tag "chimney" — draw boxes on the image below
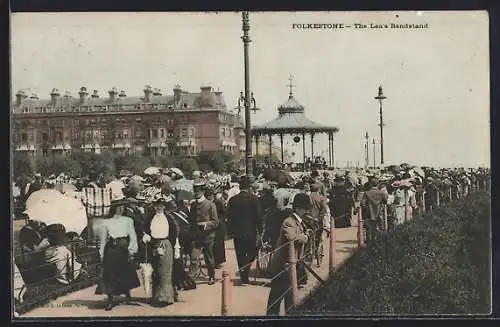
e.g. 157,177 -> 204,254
78,86 -> 89,104
108,87 -> 118,102
119,90 -> 127,98
29,93 -> 39,100
91,90 -> 99,99
50,88 -> 60,105
173,84 -> 182,102
15,90 -> 27,106
200,85 -> 212,98
143,85 -> 153,102
152,88 -> 162,96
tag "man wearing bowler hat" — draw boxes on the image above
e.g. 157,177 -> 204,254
227,175 -> 263,284
266,193 -> 310,315
189,179 -> 219,285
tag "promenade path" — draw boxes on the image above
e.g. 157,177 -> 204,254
20,226 -> 358,317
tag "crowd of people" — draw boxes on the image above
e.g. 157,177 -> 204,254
13,164 -> 490,314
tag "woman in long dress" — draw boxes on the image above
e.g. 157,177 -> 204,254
142,195 -> 180,307
96,198 -> 140,311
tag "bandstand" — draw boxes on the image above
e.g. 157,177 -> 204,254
251,82 -> 339,167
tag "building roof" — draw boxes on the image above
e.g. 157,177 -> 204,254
12,87 -> 228,114
252,95 -> 339,135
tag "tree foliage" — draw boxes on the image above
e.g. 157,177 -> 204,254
12,150 -> 241,179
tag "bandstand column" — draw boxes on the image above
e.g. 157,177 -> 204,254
255,134 -> 259,164
331,134 -> 335,168
280,133 -> 284,163
310,133 -> 315,159
302,132 -> 306,166
328,132 -> 332,167
268,134 -> 272,167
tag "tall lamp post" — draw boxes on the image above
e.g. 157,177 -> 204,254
364,131 -> 369,168
374,85 -> 387,165
241,11 -> 254,178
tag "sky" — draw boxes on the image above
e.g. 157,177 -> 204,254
10,11 -> 490,168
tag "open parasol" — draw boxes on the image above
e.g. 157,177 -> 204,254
392,178 -> 414,188
169,167 -> 184,177
130,175 -> 145,182
411,167 -> 426,179
25,189 -> 66,210
144,166 -> 161,176
24,195 -> 88,234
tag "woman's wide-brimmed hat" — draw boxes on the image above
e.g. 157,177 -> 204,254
152,194 -> 174,205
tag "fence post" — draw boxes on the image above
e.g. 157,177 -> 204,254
383,204 -> 388,232
288,241 -> 299,310
221,270 -> 232,316
404,190 -> 408,223
436,189 -> 440,207
421,190 -> 426,214
449,187 -> 453,203
329,216 -> 336,274
357,209 -> 365,248
70,241 -> 75,282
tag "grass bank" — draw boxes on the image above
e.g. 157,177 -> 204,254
294,192 -> 491,315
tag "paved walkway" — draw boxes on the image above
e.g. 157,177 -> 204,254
21,226 -> 358,317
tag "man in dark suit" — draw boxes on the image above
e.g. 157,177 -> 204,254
360,177 -> 388,244
226,176 -> 263,284
266,193 -> 310,315
189,180 -> 219,285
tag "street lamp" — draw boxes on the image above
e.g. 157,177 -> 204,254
235,91 -> 259,115
364,131 -> 369,168
374,85 -> 387,165
241,11 -> 256,178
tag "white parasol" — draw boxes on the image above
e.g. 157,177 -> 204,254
24,195 -> 88,234
144,166 -> 161,176
139,245 -> 153,298
169,167 -> 184,177
25,189 -> 66,210
130,175 -> 146,182
412,167 -> 426,179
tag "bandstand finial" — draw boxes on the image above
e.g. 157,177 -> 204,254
287,74 -> 295,98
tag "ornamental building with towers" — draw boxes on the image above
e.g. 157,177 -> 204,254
12,85 -> 246,158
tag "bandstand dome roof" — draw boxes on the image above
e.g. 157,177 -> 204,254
251,93 -> 339,135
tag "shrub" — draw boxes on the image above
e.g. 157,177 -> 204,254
294,192 -> 491,315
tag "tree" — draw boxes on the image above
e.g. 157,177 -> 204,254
197,151 -> 237,174
13,152 -> 35,179
153,156 -> 177,169
175,157 -> 198,179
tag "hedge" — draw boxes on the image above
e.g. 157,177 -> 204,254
293,192 -> 491,315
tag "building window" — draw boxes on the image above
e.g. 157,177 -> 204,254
42,133 -> 48,142
124,129 -> 129,139
29,132 -> 34,142
181,128 -> 187,138
160,129 -> 165,138
152,129 -> 158,138
135,129 -> 142,138
56,132 -> 63,142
